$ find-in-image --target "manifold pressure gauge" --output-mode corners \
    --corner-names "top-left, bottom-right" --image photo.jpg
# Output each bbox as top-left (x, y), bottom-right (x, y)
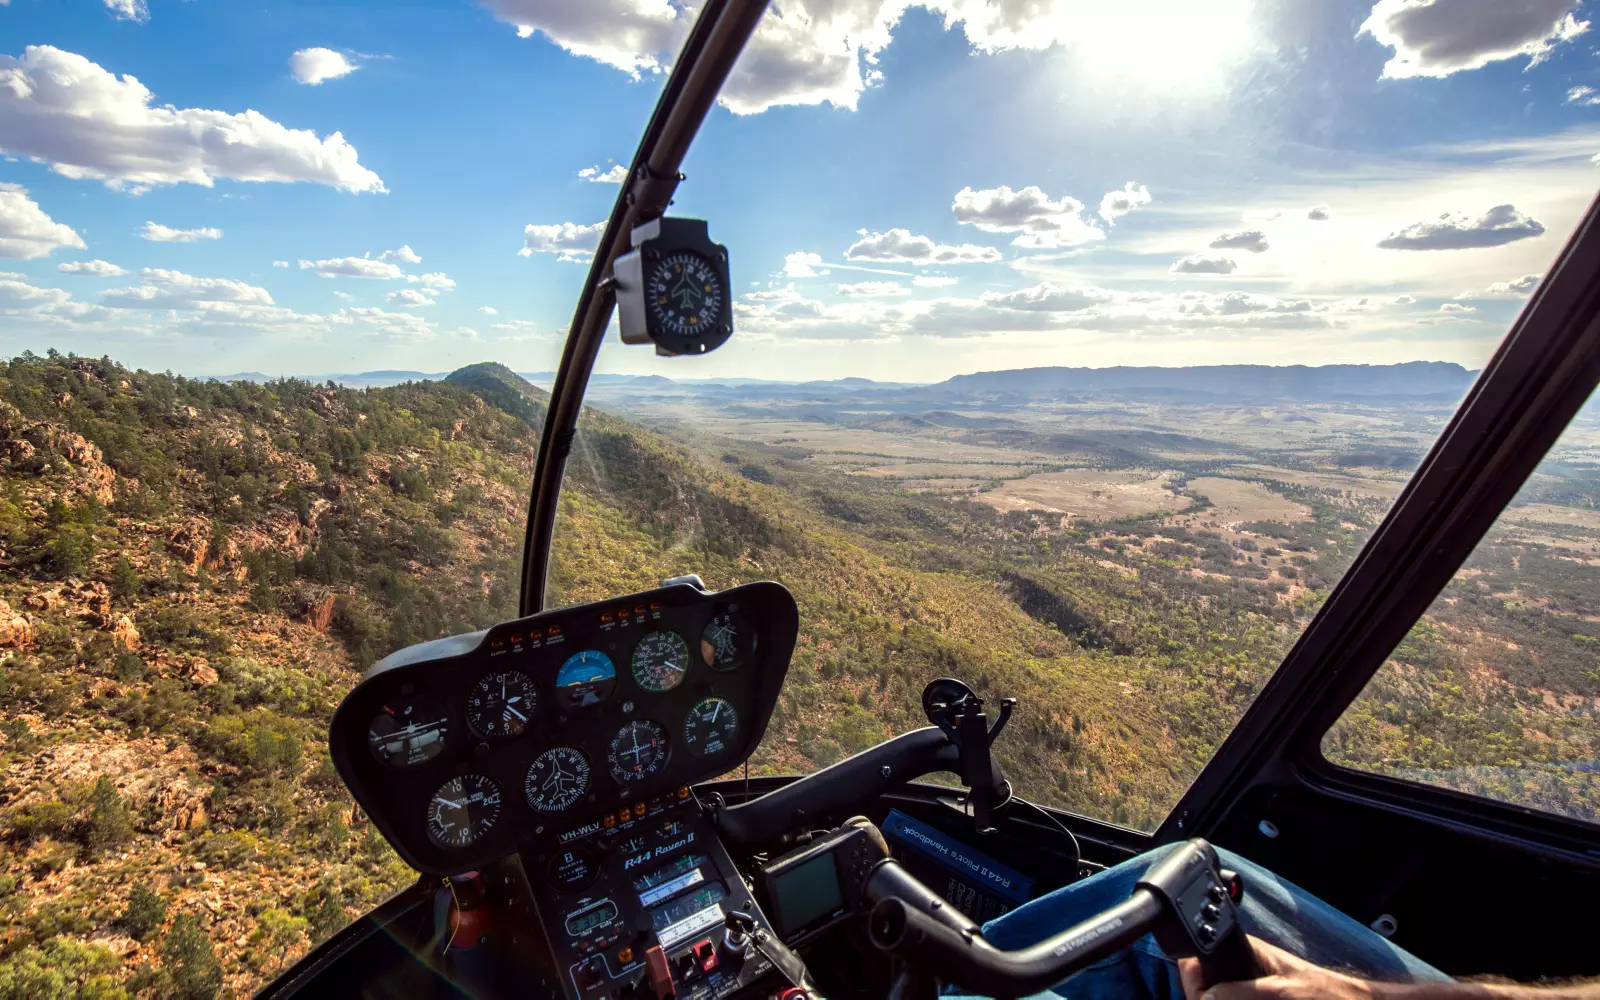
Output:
top-left (615, 217), bottom-right (733, 356)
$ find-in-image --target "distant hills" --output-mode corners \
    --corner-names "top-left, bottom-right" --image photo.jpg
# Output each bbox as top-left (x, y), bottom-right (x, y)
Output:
top-left (208, 361), bottom-right (1479, 403)
top-left (939, 362), bottom-right (1476, 401)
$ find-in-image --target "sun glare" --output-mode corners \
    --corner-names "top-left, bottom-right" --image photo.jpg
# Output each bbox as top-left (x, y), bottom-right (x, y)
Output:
top-left (1067, 0), bottom-right (1255, 90)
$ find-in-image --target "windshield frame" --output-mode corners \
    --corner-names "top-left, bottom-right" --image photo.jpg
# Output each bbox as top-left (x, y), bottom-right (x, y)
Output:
top-left (517, 0), bottom-right (769, 618)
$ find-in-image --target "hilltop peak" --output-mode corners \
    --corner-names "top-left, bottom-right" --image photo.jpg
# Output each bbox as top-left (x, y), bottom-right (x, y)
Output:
top-left (446, 362), bottom-right (549, 426)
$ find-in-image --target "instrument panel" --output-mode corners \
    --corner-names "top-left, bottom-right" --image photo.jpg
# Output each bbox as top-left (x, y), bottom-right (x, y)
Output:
top-left (329, 581), bottom-right (798, 875)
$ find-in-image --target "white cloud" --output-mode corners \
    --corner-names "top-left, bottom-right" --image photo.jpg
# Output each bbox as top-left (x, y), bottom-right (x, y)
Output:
top-left (103, 0), bottom-right (148, 22)
top-left (1464, 273), bottom-right (1543, 297)
top-left (1377, 204), bottom-right (1546, 250)
top-left (1170, 254), bottom-right (1238, 275)
top-left (335, 305), bottom-right (436, 341)
top-left (838, 280), bottom-right (910, 297)
top-left (1439, 302), bottom-right (1477, 313)
top-left (519, 221), bottom-right (605, 262)
top-left (102, 268), bottom-right (273, 308)
top-left (1307, 205), bottom-right (1332, 221)
top-left (1359, 0), bottom-right (1587, 79)
top-left (272, 260), bottom-right (290, 268)
top-left (912, 275), bottom-right (959, 287)
top-left (734, 280), bottom-right (1359, 344)
top-left (140, 221), bottom-right (222, 243)
top-left (0, 45), bottom-right (385, 193)
top-left (1098, 182), bottom-right (1152, 224)
top-left (478, 305), bottom-right (498, 315)
top-left (1567, 85), bottom-right (1600, 105)
top-left (1393, 294), bottom-right (1417, 304)
top-left (784, 251), bottom-right (826, 278)
top-left (379, 244), bottom-right (421, 264)
top-left (1209, 229), bottom-right (1270, 253)
top-left (387, 288), bottom-right (436, 307)
top-left (298, 256), bottom-right (405, 279)
top-left (952, 185), bottom-right (1104, 248)
top-left (406, 271), bottom-right (455, 290)
top-left (0, 184), bottom-right (85, 259)
top-left (290, 48), bottom-right (359, 86)
top-left (477, 1), bottom-right (1246, 117)
top-left (332, 290), bottom-right (354, 302)
top-left (57, 259), bottom-right (125, 276)
top-left (846, 228), bottom-right (1002, 263)
top-left (579, 164), bottom-right (628, 183)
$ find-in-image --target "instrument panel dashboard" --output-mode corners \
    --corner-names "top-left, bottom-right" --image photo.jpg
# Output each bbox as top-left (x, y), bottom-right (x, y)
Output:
top-left (329, 581), bottom-right (798, 874)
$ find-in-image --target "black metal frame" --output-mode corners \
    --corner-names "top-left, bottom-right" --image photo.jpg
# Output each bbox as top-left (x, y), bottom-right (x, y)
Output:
top-left (1158, 189), bottom-right (1600, 850)
top-left (518, 0), bottom-right (771, 616)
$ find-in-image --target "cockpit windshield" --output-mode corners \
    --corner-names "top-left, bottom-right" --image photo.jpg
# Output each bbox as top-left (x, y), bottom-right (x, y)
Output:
top-left (4, 2), bottom-right (1600, 996)
top-left (548, 1), bottom-right (1598, 831)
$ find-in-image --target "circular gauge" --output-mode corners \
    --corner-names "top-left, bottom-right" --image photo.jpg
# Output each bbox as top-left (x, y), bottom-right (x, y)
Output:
top-left (608, 720), bottom-right (669, 783)
top-left (465, 670), bottom-right (538, 740)
top-left (645, 250), bottom-right (725, 341)
top-left (525, 747), bottom-right (591, 814)
top-left (367, 699), bottom-right (449, 768)
top-left (700, 613), bottom-right (756, 673)
top-left (555, 650), bottom-right (617, 711)
top-left (631, 631), bottom-right (690, 693)
top-left (425, 774), bottom-right (502, 849)
top-left (682, 697), bottom-right (740, 759)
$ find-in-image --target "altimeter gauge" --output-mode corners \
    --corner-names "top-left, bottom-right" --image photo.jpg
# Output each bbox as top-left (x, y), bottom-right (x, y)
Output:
top-left (525, 747), bottom-right (591, 814)
top-left (632, 630), bottom-right (690, 693)
top-left (426, 774), bottom-right (501, 849)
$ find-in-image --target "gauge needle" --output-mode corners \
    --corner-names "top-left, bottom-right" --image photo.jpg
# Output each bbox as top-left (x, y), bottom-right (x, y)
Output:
top-left (436, 798), bottom-right (464, 809)
top-left (710, 702), bottom-right (721, 723)
top-left (506, 704), bottom-right (527, 723)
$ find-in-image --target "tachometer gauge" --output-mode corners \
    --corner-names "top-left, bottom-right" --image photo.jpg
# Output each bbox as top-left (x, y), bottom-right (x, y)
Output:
top-left (525, 747), bottom-right (591, 814)
top-left (367, 699), bottom-right (449, 768)
top-left (608, 720), bottom-right (669, 783)
top-left (700, 613), bottom-right (756, 672)
top-left (466, 670), bottom-right (538, 740)
top-left (555, 650), bottom-right (617, 711)
top-left (645, 250), bottom-right (725, 341)
top-left (682, 697), bottom-right (739, 759)
top-left (426, 774), bottom-right (501, 849)
top-left (631, 630), bottom-right (689, 692)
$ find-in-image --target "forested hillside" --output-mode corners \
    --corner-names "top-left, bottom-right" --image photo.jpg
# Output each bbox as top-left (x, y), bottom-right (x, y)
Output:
top-left (0, 351), bottom-right (1593, 997)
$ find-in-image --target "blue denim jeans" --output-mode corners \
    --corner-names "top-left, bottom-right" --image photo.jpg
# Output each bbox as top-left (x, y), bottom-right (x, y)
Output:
top-left (951, 843), bottom-right (1450, 1000)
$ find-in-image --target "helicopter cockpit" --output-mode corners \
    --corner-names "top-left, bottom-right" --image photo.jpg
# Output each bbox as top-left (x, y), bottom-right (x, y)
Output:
top-left (248, 3), bottom-right (1600, 999)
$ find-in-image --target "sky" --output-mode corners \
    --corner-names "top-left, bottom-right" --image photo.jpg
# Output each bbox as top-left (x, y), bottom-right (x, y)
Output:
top-left (2, 0), bottom-right (1600, 383)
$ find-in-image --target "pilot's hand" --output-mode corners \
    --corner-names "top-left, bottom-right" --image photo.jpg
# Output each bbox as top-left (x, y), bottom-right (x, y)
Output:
top-left (1178, 936), bottom-right (1378, 1000)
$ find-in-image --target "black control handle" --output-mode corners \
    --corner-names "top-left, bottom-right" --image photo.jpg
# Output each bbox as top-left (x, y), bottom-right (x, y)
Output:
top-left (1197, 919), bottom-right (1260, 990)
top-left (708, 728), bottom-right (999, 846)
top-left (865, 839), bottom-right (1257, 999)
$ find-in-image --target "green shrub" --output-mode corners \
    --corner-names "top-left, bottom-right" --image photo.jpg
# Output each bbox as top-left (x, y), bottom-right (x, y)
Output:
top-left (83, 776), bottom-right (133, 856)
top-left (120, 885), bottom-right (167, 942)
top-left (0, 936), bottom-right (128, 1000)
top-left (160, 914), bottom-right (221, 1000)
top-left (200, 709), bottom-right (303, 774)
top-left (50, 524), bottom-right (97, 577)
top-left (307, 885), bottom-right (349, 944)
top-left (108, 556), bottom-right (140, 603)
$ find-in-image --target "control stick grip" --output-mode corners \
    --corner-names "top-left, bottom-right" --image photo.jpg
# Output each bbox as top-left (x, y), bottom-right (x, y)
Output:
top-left (1196, 922), bottom-right (1260, 990)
